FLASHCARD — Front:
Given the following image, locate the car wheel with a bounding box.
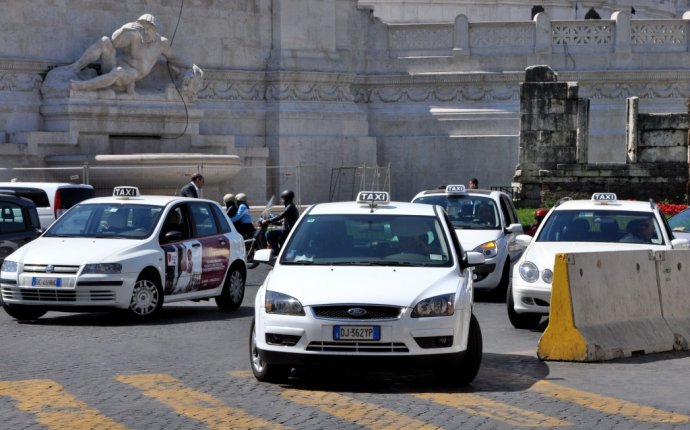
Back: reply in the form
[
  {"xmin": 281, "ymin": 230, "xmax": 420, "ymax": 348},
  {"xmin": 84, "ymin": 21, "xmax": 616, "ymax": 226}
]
[
  {"xmin": 490, "ymin": 258, "xmax": 511, "ymax": 302},
  {"xmin": 128, "ymin": 276, "xmax": 163, "ymax": 319},
  {"xmin": 434, "ymin": 313, "xmax": 482, "ymax": 386},
  {"xmin": 249, "ymin": 318, "xmax": 291, "ymax": 383},
  {"xmin": 506, "ymin": 283, "xmax": 541, "ymax": 329},
  {"xmin": 1, "ymin": 302, "xmax": 47, "ymax": 321},
  {"xmin": 215, "ymin": 265, "xmax": 245, "ymax": 311}
]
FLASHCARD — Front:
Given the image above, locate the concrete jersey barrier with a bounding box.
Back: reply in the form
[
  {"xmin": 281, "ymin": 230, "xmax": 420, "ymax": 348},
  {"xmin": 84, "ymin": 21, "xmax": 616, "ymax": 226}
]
[
  {"xmin": 656, "ymin": 250, "xmax": 690, "ymax": 351},
  {"xmin": 537, "ymin": 250, "xmax": 681, "ymax": 362}
]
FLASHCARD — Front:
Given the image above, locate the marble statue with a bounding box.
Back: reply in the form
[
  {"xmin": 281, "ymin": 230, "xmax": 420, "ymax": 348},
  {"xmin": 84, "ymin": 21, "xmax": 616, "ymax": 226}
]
[{"xmin": 43, "ymin": 14, "xmax": 203, "ymax": 99}]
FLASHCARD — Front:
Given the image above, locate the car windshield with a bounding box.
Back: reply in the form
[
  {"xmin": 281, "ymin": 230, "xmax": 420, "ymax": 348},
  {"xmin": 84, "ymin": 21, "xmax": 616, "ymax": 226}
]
[
  {"xmin": 414, "ymin": 195, "xmax": 500, "ymax": 230},
  {"xmin": 280, "ymin": 214, "xmax": 453, "ymax": 267},
  {"xmin": 45, "ymin": 203, "xmax": 163, "ymax": 239},
  {"xmin": 536, "ymin": 209, "xmax": 664, "ymax": 245}
]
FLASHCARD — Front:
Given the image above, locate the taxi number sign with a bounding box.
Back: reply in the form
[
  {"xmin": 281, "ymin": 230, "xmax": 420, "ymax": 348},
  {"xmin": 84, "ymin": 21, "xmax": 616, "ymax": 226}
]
[
  {"xmin": 32, "ymin": 277, "xmax": 62, "ymax": 287},
  {"xmin": 333, "ymin": 325, "xmax": 380, "ymax": 341}
]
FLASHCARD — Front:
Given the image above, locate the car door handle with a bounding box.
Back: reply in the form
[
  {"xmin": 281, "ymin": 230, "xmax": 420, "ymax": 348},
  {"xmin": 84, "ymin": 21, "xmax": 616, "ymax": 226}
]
[{"xmin": 192, "ymin": 243, "xmax": 201, "ymax": 248}]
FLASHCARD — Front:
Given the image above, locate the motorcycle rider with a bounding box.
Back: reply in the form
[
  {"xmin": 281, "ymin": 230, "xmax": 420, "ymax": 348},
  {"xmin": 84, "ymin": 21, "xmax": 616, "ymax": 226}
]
[
  {"xmin": 223, "ymin": 193, "xmax": 238, "ymax": 218},
  {"xmin": 262, "ymin": 189, "xmax": 299, "ymax": 255},
  {"xmin": 230, "ymin": 192, "xmax": 256, "ymax": 238}
]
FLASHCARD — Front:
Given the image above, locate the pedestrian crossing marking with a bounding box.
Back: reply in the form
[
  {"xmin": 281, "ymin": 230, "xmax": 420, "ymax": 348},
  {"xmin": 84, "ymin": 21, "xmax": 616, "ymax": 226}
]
[
  {"xmin": 413, "ymin": 392, "xmax": 572, "ymax": 427},
  {"xmin": 0, "ymin": 379, "xmax": 128, "ymax": 430},
  {"xmin": 115, "ymin": 373, "xmax": 286, "ymax": 430},
  {"xmin": 280, "ymin": 389, "xmax": 439, "ymax": 430}
]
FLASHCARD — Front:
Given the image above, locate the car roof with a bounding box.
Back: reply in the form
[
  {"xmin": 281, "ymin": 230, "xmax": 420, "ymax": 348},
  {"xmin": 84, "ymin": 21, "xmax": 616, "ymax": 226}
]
[
  {"xmin": 0, "ymin": 182, "xmax": 94, "ymax": 189},
  {"xmin": 307, "ymin": 200, "xmax": 440, "ymax": 216},
  {"xmin": 554, "ymin": 198, "xmax": 656, "ymax": 212},
  {"xmin": 80, "ymin": 195, "xmax": 215, "ymax": 207},
  {"xmin": 412, "ymin": 187, "xmax": 507, "ymax": 201}
]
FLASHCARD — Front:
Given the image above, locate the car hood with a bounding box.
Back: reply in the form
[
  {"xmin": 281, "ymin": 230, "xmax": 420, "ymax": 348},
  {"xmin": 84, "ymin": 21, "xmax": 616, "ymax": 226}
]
[
  {"xmin": 265, "ymin": 265, "xmax": 458, "ymax": 307},
  {"xmin": 8, "ymin": 237, "xmax": 144, "ymax": 265},
  {"xmin": 520, "ymin": 241, "xmax": 666, "ymax": 270},
  {"xmin": 454, "ymin": 228, "xmax": 502, "ymax": 250}
]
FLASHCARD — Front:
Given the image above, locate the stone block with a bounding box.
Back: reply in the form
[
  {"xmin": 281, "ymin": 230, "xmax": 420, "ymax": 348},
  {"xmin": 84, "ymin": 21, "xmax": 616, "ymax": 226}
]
[{"xmin": 525, "ymin": 65, "xmax": 557, "ymax": 83}]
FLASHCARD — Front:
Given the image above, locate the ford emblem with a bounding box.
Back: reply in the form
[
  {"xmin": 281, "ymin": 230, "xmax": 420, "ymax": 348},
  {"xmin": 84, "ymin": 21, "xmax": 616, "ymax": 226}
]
[
  {"xmin": 45, "ymin": 265, "xmax": 54, "ymax": 273},
  {"xmin": 347, "ymin": 307, "xmax": 368, "ymax": 317}
]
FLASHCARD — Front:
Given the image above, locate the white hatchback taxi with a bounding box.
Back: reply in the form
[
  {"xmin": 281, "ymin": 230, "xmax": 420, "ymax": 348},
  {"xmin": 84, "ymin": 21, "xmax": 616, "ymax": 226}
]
[
  {"xmin": 509, "ymin": 193, "xmax": 690, "ymax": 329},
  {"xmin": 412, "ymin": 185, "xmax": 525, "ymax": 299},
  {"xmin": 250, "ymin": 191, "xmax": 486, "ymax": 385},
  {"xmin": 0, "ymin": 187, "xmax": 247, "ymax": 321}
]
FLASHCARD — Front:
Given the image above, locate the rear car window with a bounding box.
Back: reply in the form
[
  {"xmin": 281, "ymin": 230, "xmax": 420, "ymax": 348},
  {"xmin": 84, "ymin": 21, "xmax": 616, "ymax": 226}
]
[
  {"xmin": 4, "ymin": 188, "xmax": 50, "ymax": 208},
  {"xmin": 58, "ymin": 187, "xmax": 96, "ymax": 209}
]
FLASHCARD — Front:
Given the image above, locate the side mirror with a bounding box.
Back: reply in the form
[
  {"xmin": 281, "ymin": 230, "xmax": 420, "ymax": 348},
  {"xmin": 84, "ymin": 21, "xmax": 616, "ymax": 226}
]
[
  {"xmin": 671, "ymin": 238, "xmax": 690, "ymax": 250},
  {"xmin": 465, "ymin": 251, "xmax": 485, "ymax": 267},
  {"xmin": 515, "ymin": 234, "xmax": 533, "ymax": 248},
  {"xmin": 506, "ymin": 223, "xmax": 524, "ymax": 234},
  {"xmin": 254, "ymin": 248, "xmax": 275, "ymax": 266}
]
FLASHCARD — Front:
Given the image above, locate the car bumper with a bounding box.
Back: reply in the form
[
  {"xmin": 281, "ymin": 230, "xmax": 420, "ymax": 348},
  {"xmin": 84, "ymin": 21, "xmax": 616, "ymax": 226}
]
[
  {"xmin": 511, "ymin": 280, "xmax": 551, "ymax": 315},
  {"xmin": 0, "ymin": 272, "xmax": 134, "ymax": 309},
  {"xmin": 254, "ymin": 308, "xmax": 472, "ymax": 366}
]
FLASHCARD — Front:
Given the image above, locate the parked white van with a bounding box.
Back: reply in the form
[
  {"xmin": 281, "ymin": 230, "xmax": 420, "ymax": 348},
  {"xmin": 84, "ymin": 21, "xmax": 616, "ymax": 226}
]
[{"xmin": 0, "ymin": 182, "xmax": 95, "ymax": 229}]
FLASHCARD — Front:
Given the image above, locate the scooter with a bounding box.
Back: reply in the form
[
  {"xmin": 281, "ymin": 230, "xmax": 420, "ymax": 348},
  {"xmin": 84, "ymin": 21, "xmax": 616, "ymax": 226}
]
[{"xmin": 244, "ymin": 196, "xmax": 274, "ymax": 269}]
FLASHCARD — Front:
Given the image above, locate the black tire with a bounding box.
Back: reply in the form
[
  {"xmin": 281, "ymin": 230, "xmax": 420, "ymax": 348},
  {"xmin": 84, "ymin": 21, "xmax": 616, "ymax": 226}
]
[
  {"xmin": 1, "ymin": 302, "xmax": 47, "ymax": 321},
  {"xmin": 489, "ymin": 258, "xmax": 511, "ymax": 302},
  {"xmin": 249, "ymin": 318, "xmax": 291, "ymax": 383},
  {"xmin": 434, "ymin": 313, "xmax": 482, "ymax": 386},
  {"xmin": 506, "ymin": 283, "xmax": 542, "ymax": 329},
  {"xmin": 215, "ymin": 265, "xmax": 245, "ymax": 311},
  {"xmin": 128, "ymin": 276, "xmax": 163, "ymax": 319}
]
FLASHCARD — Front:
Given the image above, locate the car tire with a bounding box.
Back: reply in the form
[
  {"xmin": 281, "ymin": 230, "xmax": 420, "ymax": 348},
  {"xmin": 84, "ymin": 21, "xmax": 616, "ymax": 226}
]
[
  {"xmin": 128, "ymin": 276, "xmax": 163, "ymax": 319},
  {"xmin": 249, "ymin": 318, "xmax": 291, "ymax": 383},
  {"xmin": 506, "ymin": 283, "xmax": 541, "ymax": 329},
  {"xmin": 1, "ymin": 302, "xmax": 47, "ymax": 321},
  {"xmin": 490, "ymin": 258, "xmax": 511, "ymax": 302},
  {"xmin": 215, "ymin": 264, "xmax": 245, "ymax": 311},
  {"xmin": 434, "ymin": 313, "xmax": 482, "ymax": 386}
]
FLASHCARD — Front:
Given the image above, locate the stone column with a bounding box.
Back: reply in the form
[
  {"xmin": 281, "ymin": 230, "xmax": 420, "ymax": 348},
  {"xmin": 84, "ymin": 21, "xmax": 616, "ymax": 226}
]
[
  {"xmin": 626, "ymin": 97, "xmax": 639, "ymax": 164},
  {"xmin": 514, "ymin": 65, "xmax": 583, "ymax": 207},
  {"xmin": 453, "ymin": 15, "xmax": 469, "ymax": 57}
]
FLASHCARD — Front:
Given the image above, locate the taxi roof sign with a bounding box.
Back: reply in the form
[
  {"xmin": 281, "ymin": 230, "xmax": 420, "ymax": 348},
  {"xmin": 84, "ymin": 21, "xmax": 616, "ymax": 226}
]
[
  {"xmin": 591, "ymin": 192, "xmax": 617, "ymax": 203},
  {"xmin": 113, "ymin": 186, "xmax": 140, "ymax": 199},
  {"xmin": 445, "ymin": 185, "xmax": 466, "ymax": 194},
  {"xmin": 356, "ymin": 191, "xmax": 390, "ymax": 205}
]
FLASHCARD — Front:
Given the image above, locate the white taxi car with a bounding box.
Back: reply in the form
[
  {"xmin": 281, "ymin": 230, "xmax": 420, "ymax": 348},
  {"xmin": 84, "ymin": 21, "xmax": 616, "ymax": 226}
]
[
  {"xmin": 412, "ymin": 185, "xmax": 525, "ymax": 299},
  {"xmin": 509, "ymin": 193, "xmax": 690, "ymax": 329},
  {"xmin": 250, "ymin": 191, "xmax": 486, "ymax": 385},
  {"xmin": 0, "ymin": 186, "xmax": 247, "ymax": 321}
]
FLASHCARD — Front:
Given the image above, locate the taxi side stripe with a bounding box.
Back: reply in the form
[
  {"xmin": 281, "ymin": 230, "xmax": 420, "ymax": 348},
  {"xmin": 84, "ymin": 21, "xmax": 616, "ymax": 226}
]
[
  {"xmin": 0, "ymin": 379, "xmax": 128, "ymax": 430},
  {"xmin": 280, "ymin": 389, "xmax": 439, "ymax": 430},
  {"xmin": 115, "ymin": 373, "xmax": 286, "ymax": 430},
  {"xmin": 413, "ymin": 392, "xmax": 572, "ymax": 427}
]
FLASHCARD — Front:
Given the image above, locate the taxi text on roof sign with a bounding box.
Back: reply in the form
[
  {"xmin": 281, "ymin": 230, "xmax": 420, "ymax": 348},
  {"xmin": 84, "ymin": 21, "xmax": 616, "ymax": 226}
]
[
  {"xmin": 113, "ymin": 186, "xmax": 140, "ymax": 198},
  {"xmin": 591, "ymin": 192, "xmax": 617, "ymax": 202},
  {"xmin": 356, "ymin": 191, "xmax": 390, "ymax": 205},
  {"xmin": 445, "ymin": 185, "xmax": 466, "ymax": 193}
]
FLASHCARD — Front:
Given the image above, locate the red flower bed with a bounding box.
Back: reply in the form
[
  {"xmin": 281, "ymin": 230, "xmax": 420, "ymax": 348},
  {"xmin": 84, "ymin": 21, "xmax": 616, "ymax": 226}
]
[{"xmin": 657, "ymin": 203, "xmax": 688, "ymax": 216}]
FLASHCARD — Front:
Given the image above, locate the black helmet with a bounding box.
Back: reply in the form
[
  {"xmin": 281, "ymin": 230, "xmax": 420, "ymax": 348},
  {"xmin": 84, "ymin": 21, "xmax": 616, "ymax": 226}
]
[{"xmin": 280, "ymin": 189, "xmax": 295, "ymax": 204}]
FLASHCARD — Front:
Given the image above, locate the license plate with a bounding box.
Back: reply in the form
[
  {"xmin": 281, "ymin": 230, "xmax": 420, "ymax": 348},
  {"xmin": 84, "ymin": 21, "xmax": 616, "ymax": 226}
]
[
  {"xmin": 333, "ymin": 325, "xmax": 380, "ymax": 341},
  {"xmin": 32, "ymin": 277, "xmax": 62, "ymax": 287}
]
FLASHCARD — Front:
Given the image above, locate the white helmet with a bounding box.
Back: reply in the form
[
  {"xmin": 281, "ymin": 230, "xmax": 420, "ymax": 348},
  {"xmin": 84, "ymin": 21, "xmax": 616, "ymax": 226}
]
[
  {"xmin": 236, "ymin": 193, "xmax": 247, "ymax": 204},
  {"xmin": 223, "ymin": 193, "xmax": 236, "ymax": 206},
  {"xmin": 137, "ymin": 14, "xmax": 158, "ymax": 28}
]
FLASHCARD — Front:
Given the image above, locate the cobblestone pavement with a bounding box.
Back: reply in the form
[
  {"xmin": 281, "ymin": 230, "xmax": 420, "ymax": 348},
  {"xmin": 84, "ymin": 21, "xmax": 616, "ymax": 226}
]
[{"xmin": 1, "ymin": 266, "xmax": 689, "ymax": 429}]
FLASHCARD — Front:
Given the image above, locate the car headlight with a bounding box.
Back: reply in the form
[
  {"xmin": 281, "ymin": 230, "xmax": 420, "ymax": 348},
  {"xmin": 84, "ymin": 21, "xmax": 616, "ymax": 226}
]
[
  {"xmin": 82, "ymin": 263, "xmax": 122, "ymax": 274},
  {"xmin": 519, "ymin": 261, "xmax": 540, "ymax": 283},
  {"xmin": 265, "ymin": 291, "xmax": 305, "ymax": 315},
  {"xmin": 411, "ymin": 293, "xmax": 455, "ymax": 318},
  {"xmin": 1, "ymin": 260, "xmax": 17, "ymax": 273},
  {"xmin": 473, "ymin": 241, "xmax": 498, "ymax": 258},
  {"xmin": 542, "ymin": 269, "xmax": 553, "ymax": 284}
]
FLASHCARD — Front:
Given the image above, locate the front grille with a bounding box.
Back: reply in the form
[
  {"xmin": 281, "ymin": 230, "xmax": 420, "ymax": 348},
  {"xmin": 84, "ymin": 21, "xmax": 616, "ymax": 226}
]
[
  {"xmin": 1, "ymin": 287, "xmax": 116, "ymax": 303},
  {"xmin": 22, "ymin": 264, "xmax": 80, "ymax": 274},
  {"xmin": 306, "ymin": 341, "xmax": 409, "ymax": 353},
  {"xmin": 312, "ymin": 305, "xmax": 404, "ymax": 320}
]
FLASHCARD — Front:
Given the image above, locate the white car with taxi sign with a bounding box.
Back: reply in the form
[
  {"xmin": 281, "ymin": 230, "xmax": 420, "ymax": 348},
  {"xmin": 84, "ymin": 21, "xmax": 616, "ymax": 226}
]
[
  {"xmin": 0, "ymin": 186, "xmax": 247, "ymax": 321},
  {"xmin": 412, "ymin": 185, "xmax": 526, "ymax": 299},
  {"xmin": 250, "ymin": 191, "xmax": 486, "ymax": 385},
  {"xmin": 509, "ymin": 193, "xmax": 690, "ymax": 329}
]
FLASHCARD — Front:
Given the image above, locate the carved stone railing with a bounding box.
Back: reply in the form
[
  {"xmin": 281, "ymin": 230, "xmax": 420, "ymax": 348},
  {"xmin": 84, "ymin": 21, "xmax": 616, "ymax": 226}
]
[{"xmin": 386, "ymin": 10, "xmax": 690, "ymax": 59}]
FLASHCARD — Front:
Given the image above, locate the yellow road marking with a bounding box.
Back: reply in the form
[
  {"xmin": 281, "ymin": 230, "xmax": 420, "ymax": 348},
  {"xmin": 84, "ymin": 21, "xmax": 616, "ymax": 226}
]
[
  {"xmin": 0, "ymin": 379, "xmax": 127, "ymax": 430},
  {"xmin": 531, "ymin": 380, "xmax": 690, "ymax": 424},
  {"xmin": 281, "ymin": 389, "xmax": 439, "ymax": 430},
  {"xmin": 413, "ymin": 392, "xmax": 571, "ymax": 427},
  {"xmin": 115, "ymin": 373, "xmax": 285, "ymax": 430}
]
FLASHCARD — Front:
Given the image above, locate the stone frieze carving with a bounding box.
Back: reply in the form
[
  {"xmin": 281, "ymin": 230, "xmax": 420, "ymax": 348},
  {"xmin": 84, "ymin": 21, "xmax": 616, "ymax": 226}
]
[
  {"xmin": 198, "ymin": 81, "xmax": 355, "ymax": 102},
  {"xmin": 0, "ymin": 72, "xmax": 42, "ymax": 92},
  {"xmin": 631, "ymin": 23, "xmax": 686, "ymax": 45},
  {"xmin": 552, "ymin": 22, "xmax": 612, "ymax": 45},
  {"xmin": 470, "ymin": 26, "xmax": 534, "ymax": 47},
  {"xmin": 389, "ymin": 27, "xmax": 453, "ymax": 50},
  {"xmin": 353, "ymin": 85, "xmax": 520, "ymax": 103}
]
